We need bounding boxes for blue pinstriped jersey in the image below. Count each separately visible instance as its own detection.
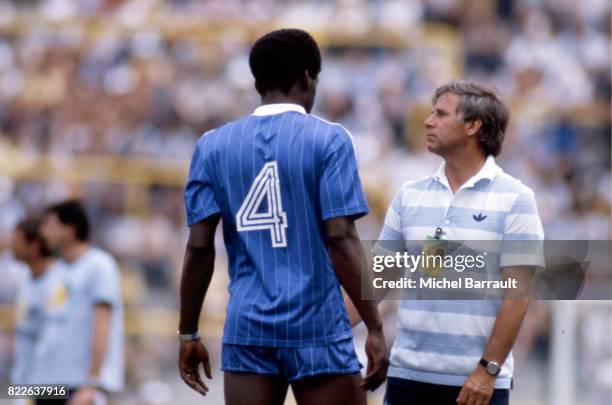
[184,103,369,347]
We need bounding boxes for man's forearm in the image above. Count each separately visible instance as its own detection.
[329,236,382,332]
[88,304,111,380]
[483,266,534,364]
[178,246,215,334]
[343,294,362,327]
[482,297,530,364]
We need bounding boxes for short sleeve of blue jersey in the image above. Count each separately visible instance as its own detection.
[184,139,221,225]
[319,126,369,220]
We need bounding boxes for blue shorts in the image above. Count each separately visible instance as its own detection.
[221,338,362,382]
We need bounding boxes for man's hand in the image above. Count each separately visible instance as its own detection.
[67,386,99,405]
[360,330,389,391]
[178,217,218,395]
[178,340,212,396]
[456,365,496,405]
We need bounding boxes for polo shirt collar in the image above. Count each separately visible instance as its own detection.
[252,103,306,116]
[433,155,501,190]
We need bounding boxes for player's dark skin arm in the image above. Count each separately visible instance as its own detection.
[344,250,404,327]
[325,216,389,391]
[178,214,220,396]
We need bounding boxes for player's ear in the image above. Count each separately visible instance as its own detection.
[254,81,265,97]
[298,70,309,91]
[464,119,482,137]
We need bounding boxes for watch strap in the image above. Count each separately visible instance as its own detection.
[178,331,201,341]
[479,358,501,376]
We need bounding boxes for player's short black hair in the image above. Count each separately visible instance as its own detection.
[16,217,52,257]
[249,28,322,96]
[45,200,90,242]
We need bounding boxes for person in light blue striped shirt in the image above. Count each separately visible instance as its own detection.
[10,217,66,386]
[178,28,388,405]
[372,81,544,405]
[37,200,124,405]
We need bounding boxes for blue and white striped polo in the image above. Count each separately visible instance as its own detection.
[378,155,544,389]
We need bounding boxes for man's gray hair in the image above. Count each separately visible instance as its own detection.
[433,80,510,156]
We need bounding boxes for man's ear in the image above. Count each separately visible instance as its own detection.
[255,80,264,96]
[298,70,309,91]
[464,119,482,137]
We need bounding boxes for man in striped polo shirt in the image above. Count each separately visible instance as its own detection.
[377,81,544,404]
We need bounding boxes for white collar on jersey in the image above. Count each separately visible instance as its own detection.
[433,155,502,189]
[252,103,306,116]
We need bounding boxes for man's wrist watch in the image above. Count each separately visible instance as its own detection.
[479,358,501,376]
[178,330,201,341]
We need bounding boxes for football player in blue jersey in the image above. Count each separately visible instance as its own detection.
[178,28,388,404]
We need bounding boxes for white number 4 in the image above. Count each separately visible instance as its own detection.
[236,161,288,248]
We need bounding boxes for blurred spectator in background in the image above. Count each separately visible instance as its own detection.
[0,177,27,381]
[10,216,66,385]
[0,177,27,304]
[30,200,124,405]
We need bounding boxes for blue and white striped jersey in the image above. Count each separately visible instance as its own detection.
[185,103,369,347]
[378,156,544,389]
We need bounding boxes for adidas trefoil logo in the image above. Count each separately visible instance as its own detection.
[473,213,487,222]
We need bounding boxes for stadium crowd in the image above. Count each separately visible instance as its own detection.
[0,0,610,403]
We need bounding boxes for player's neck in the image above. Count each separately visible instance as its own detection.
[443,150,486,193]
[61,241,89,263]
[261,90,306,110]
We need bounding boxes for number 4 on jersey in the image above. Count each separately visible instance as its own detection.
[236,161,288,248]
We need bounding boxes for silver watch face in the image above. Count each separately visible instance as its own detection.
[487,362,500,375]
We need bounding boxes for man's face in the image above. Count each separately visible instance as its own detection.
[40,213,70,253]
[10,228,31,262]
[424,92,468,157]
